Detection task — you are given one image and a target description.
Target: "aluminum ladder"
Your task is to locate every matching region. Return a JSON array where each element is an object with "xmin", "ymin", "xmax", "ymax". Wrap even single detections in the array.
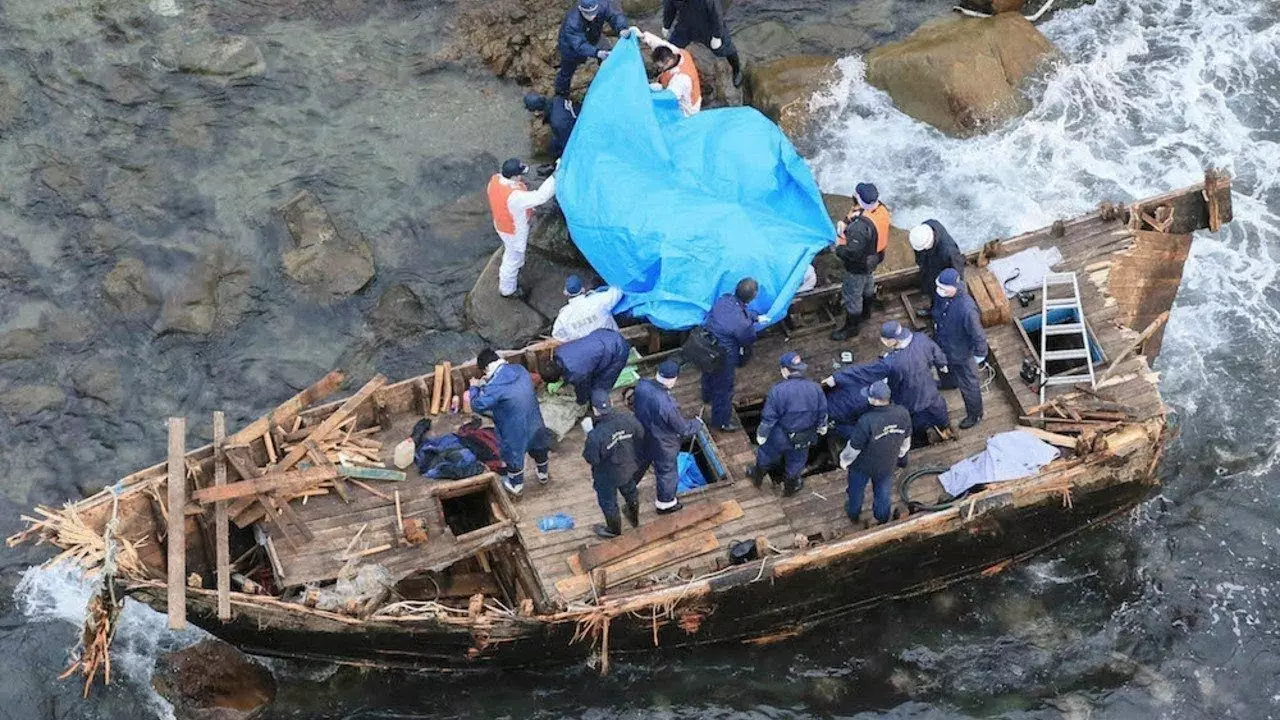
[{"xmin": 1038, "ymin": 271, "xmax": 1096, "ymax": 403}]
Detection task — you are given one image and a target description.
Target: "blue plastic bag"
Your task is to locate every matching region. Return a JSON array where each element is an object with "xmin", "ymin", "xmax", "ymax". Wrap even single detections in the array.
[
  {"xmin": 676, "ymin": 452, "xmax": 708, "ymax": 495},
  {"xmin": 537, "ymin": 513, "xmax": 576, "ymax": 532},
  {"xmin": 557, "ymin": 37, "xmax": 835, "ymax": 331}
]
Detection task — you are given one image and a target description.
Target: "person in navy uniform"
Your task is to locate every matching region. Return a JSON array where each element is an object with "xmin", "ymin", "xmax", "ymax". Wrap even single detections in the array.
[
  {"xmin": 839, "ymin": 379, "xmax": 911, "ymax": 525},
  {"xmin": 633, "ymin": 360, "xmax": 702, "ymax": 514},
  {"xmin": 544, "ymin": 327, "xmax": 631, "ymax": 409},
  {"xmin": 700, "ymin": 277, "xmax": 767, "ymax": 432},
  {"xmin": 523, "ymin": 93, "xmax": 582, "ymax": 160},
  {"xmin": 468, "ymin": 348, "xmax": 552, "ymax": 496},
  {"xmin": 582, "ymin": 398, "xmax": 646, "ymax": 538},
  {"xmin": 556, "ymin": 0, "xmax": 631, "ymax": 96},
  {"xmin": 908, "ymin": 220, "xmax": 966, "ymax": 318},
  {"xmin": 841, "ymin": 321, "xmax": 950, "ymax": 446},
  {"xmin": 932, "ymin": 268, "xmax": 988, "ymax": 429},
  {"xmin": 745, "ymin": 352, "xmax": 828, "ymax": 498}
]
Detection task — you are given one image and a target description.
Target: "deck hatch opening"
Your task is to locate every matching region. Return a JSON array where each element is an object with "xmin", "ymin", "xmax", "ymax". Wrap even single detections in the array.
[
  {"xmin": 440, "ymin": 488, "xmax": 497, "ymax": 537},
  {"xmin": 1021, "ymin": 308, "xmax": 1107, "ymax": 377},
  {"xmin": 680, "ymin": 425, "xmax": 729, "ymax": 492},
  {"xmin": 734, "ymin": 400, "xmax": 840, "ymax": 479}
]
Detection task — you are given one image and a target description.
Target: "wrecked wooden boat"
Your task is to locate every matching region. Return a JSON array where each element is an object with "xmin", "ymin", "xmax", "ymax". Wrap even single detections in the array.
[{"xmin": 10, "ymin": 172, "xmax": 1232, "ymax": 672}]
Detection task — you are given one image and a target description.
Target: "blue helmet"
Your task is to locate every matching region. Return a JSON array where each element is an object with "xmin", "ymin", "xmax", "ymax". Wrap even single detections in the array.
[{"xmin": 500, "ymin": 158, "xmax": 527, "ymax": 178}]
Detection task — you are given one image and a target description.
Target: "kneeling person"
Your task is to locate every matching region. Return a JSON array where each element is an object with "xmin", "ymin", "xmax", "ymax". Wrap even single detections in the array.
[
  {"xmin": 746, "ymin": 352, "xmax": 828, "ymax": 497},
  {"xmin": 546, "ymin": 327, "xmax": 631, "ymax": 409},
  {"xmin": 839, "ymin": 380, "xmax": 911, "ymax": 525},
  {"xmin": 582, "ymin": 399, "xmax": 646, "ymax": 538}
]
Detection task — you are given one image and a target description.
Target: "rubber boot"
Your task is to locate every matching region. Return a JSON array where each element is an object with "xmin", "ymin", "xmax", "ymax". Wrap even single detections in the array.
[
  {"xmin": 593, "ymin": 512, "xmax": 622, "ymax": 539},
  {"xmin": 830, "ymin": 312, "xmax": 860, "ymax": 341},
  {"xmin": 781, "ymin": 475, "xmax": 805, "ymax": 498},
  {"xmin": 861, "ymin": 301, "xmax": 874, "ymax": 322},
  {"xmin": 959, "ymin": 414, "xmax": 982, "ymax": 430},
  {"xmin": 623, "ymin": 499, "xmax": 640, "ymax": 528},
  {"xmin": 745, "ymin": 463, "xmax": 766, "ymax": 488}
]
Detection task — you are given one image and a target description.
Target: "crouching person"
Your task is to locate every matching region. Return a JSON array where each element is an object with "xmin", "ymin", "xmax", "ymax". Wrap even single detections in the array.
[
  {"xmin": 582, "ymin": 399, "xmax": 646, "ymax": 538},
  {"xmin": 839, "ymin": 379, "xmax": 911, "ymax": 525},
  {"xmin": 468, "ymin": 348, "xmax": 552, "ymax": 496}
]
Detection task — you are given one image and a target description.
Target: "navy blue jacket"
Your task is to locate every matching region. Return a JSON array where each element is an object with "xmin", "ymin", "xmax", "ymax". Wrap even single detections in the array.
[
  {"xmin": 468, "ymin": 362, "xmax": 547, "ymax": 467},
  {"xmin": 583, "ymin": 408, "xmax": 645, "ymax": 488},
  {"xmin": 554, "ymin": 328, "xmax": 630, "ymax": 386},
  {"xmin": 843, "ymin": 333, "xmax": 948, "ymax": 415},
  {"xmin": 558, "ymin": 2, "xmax": 630, "ymax": 62},
  {"xmin": 846, "ymin": 404, "xmax": 912, "ymax": 477},
  {"xmin": 915, "ymin": 219, "xmax": 966, "ymax": 298},
  {"xmin": 662, "ymin": 0, "xmax": 727, "ymax": 42},
  {"xmin": 933, "ymin": 287, "xmax": 989, "ymax": 361},
  {"xmin": 704, "ymin": 293, "xmax": 758, "ymax": 367},
  {"xmin": 545, "ymin": 96, "xmax": 581, "ymax": 159},
  {"xmin": 633, "ymin": 377, "xmax": 700, "ymax": 460},
  {"xmin": 758, "ymin": 375, "xmax": 828, "ymax": 444},
  {"xmin": 826, "ymin": 369, "xmax": 872, "ymax": 436}
]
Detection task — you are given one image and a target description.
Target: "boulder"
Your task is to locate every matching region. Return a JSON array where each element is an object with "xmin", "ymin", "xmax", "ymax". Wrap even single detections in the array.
[
  {"xmin": 464, "ymin": 249, "xmax": 552, "ymax": 348},
  {"xmin": 732, "ymin": 21, "xmax": 800, "ymax": 62},
  {"xmin": 620, "ymin": 0, "xmax": 662, "ymax": 17},
  {"xmin": 103, "ymin": 257, "xmax": 160, "ymax": 315},
  {"xmin": 156, "ymin": 246, "xmax": 252, "ymax": 336},
  {"xmin": 743, "ymin": 55, "xmax": 837, "ymax": 141},
  {"xmin": 368, "ymin": 283, "xmax": 439, "ymax": 344},
  {"xmin": 70, "ymin": 360, "xmax": 124, "ymax": 407},
  {"xmin": 0, "ymin": 329, "xmax": 44, "ymax": 362},
  {"xmin": 280, "ymin": 190, "xmax": 376, "ymax": 302},
  {"xmin": 0, "ymin": 385, "xmax": 64, "ymax": 417},
  {"xmin": 958, "ymin": 0, "xmax": 1026, "ymax": 14},
  {"xmin": 175, "ymin": 35, "xmax": 266, "ymax": 77},
  {"xmin": 527, "ymin": 207, "xmax": 587, "ymax": 267},
  {"xmin": 152, "ymin": 638, "xmax": 276, "ymax": 720},
  {"xmin": 865, "ymin": 15, "xmax": 1060, "ymax": 137}
]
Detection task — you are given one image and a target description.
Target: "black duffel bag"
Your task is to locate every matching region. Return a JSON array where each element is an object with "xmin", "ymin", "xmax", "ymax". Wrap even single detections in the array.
[{"xmin": 681, "ymin": 326, "xmax": 726, "ymax": 374}]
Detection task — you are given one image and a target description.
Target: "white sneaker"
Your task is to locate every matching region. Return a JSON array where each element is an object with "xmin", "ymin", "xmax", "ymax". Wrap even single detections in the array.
[
  {"xmin": 502, "ymin": 477, "xmax": 524, "ymax": 496},
  {"xmin": 536, "ymin": 471, "xmax": 550, "ymax": 485}
]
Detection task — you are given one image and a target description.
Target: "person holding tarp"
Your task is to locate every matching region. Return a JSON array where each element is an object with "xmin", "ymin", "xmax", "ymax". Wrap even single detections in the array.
[
  {"xmin": 635, "ymin": 28, "xmax": 702, "ymax": 117},
  {"xmin": 693, "ymin": 278, "xmax": 767, "ymax": 432},
  {"xmin": 839, "ymin": 379, "xmax": 911, "ymax": 525},
  {"xmin": 543, "ymin": 327, "xmax": 631, "ymax": 410},
  {"xmin": 468, "ymin": 348, "xmax": 552, "ymax": 496},
  {"xmin": 661, "ymin": 0, "xmax": 743, "ymax": 87},
  {"xmin": 556, "ymin": 0, "xmax": 631, "ymax": 96},
  {"xmin": 745, "ymin": 352, "xmax": 828, "ymax": 497},
  {"xmin": 632, "ymin": 360, "xmax": 703, "ymax": 515},
  {"xmin": 486, "ymin": 158, "xmax": 558, "ymax": 299},
  {"xmin": 582, "ymin": 398, "xmax": 646, "ymax": 538}
]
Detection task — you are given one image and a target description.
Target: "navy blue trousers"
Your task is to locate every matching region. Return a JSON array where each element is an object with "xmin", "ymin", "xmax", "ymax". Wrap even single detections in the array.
[
  {"xmin": 699, "ymin": 361, "xmax": 736, "ymax": 427},
  {"xmin": 939, "ymin": 355, "xmax": 983, "ymax": 419},
  {"xmin": 635, "ymin": 445, "xmax": 680, "ymax": 504},
  {"xmin": 756, "ymin": 435, "xmax": 807, "ymax": 481},
  {"xmin": 594, "ymin": 473, "xmax": 639, "ymax": 517},
  {"xmin": 846, "ymin": 469, "xmax": 893, "ymax": 523}
]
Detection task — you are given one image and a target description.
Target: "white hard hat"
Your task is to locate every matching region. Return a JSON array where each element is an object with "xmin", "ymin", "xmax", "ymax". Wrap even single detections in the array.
[{"xmin": 909, "ymin": 224, "xmax": 936, "ymax": 252}]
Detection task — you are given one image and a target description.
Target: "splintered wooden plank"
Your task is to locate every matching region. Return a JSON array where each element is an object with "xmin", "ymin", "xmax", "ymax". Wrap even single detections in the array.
[
  {"xmin": 1019, "ymin": 426, "xmax": 1078, "ymax": 448},
  {"xmin": 166, "ymin": 417, "xmax": 187, "ymax": 630},
  {"xmin": 192, "ymin": 466, "xmax": 339, "ymax": 504},
  {"xmin": 565, "ymin": 500, "xmax": 745, "ymax": 575},
  {"xmin": 212, "ymin": 411, "xmax": 231, "ymax": 622},
  {"xmin": 555, "ymin": 532, "xmax": 720, "ymax": 601},
  {"xmin": 227, "ymin": 371, "xmax": 345, "ymax": 447},
  {"xmin": 273, "ymin": 375, "xmax": 388, "ymax": 474},
  {"xmin": 577, "ymin": 501, "xmax": 723, "ymax": 572}
]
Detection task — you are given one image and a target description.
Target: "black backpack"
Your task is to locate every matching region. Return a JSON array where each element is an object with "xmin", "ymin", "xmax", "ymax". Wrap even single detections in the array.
[{"xmin": 681, "ymin": 326, "xmax": 726, "ymax": 374}]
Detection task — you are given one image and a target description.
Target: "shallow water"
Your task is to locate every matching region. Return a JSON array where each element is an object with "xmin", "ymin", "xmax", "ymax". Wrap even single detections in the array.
[{"xmin": 5, "ymin": 0, "xmax": 1280, "ymax": 717}]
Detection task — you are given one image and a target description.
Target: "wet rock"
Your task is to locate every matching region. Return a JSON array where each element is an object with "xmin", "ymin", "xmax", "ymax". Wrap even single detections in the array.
[
  {"xmin": 527, "ymin": 207, "xmax": 588, "ymax": 267},
  {"xmin": 733, "ymin": 21, "xmax": 799, "ymax": 62},
  {"xmin": 152, "ymin": 638, "xmax": 276, "ymax": 720},
  {"xmin": 0, "ymin": 385, "xmax": 65, "ymax": 417},
  {"xmin": 156, "ymin": 246, "xmax": 252, "ymax": 336},
  {"xmin": 687, "ymin": 43, "xmax": 743, "ymax": 109},
  {"xmin": 959, "ymin": 0, "xmax": 1026, "ymax": 14},
  {"xmin": 173, "ymin": 35, "xmax": 267, "ymax": 78},
  {"xmin": 0, "ymin": 234, "xmax": 34, "ymax": 289},
  {"xmin": 743, "ymin": 55, "xmax": 837, "ymax": 140},
  {"xmin": 417, "ymin": 152, "xmax": 500, "ymax": 205},
  {"xmin": 369, "ymin": 283, "xmax": 439, "ymax": 343},
  {"xmin": 806, "ymin": 676, "xmax": 849, "ymax": 708},
  {"xmin": 865, "ymin": 15, "xmax": 1060, "ymax": 137},
  {"xmin": 621, "ymin": 0, "xmax": 662, "ymax": 17},
  {"xmin": 103, "ymin": 257, "xmax": 160, "ymax": 315},
  {"xmin": 464, "ymin": 249, "xmax": 548, "ymax": 348},
  {"xmin": 452, "ymin": 0, "xmax": 583, "ymax": 96},
  {"xmin": 70, "ymin": 360, "xmax": 124, "ymax": 407},
  {"xmin": 0, "ymin": 74, "xmax": 23, "ymax": 129},
  {"xmin": 280, "ymin": 190, "xmax": 376, "ymax": 303},
  {"xmin": 0, "ymin": 329, "xmax": 44, "ymax": 362}
]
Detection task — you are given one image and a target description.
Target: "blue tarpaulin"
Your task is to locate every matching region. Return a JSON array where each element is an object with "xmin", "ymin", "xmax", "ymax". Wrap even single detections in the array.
[{"xmin": 557, "ymin": 37, "xmax": 835, "ymax": 330}]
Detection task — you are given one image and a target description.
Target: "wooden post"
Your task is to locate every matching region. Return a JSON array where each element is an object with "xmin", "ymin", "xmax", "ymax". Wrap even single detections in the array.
[
  {"xmin": 431, "ymin": 365, "xmax": 445, "ymax": 415},
  {"xmin": 213, "ymin": 412, "xmax": 231, "ymax": 622},
  {"xmin": 166, "ymin": 417, "xmax": 187, "ymax": 630}
]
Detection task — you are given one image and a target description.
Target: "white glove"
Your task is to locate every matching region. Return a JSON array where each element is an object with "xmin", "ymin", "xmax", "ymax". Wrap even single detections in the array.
[
  {"xmin": 649, "ymin": 82, "xmax": 663, "ymax": 91},
  {"xmin": 757, "ymin": 313, "xmax": 771, "ymax": 324},
  {"xmin": 835, "ymin": 220, "xmax": 846, "ymax": 236},
  {"xmin": 822, "ymin": 376, "xmax": 836, "ymax": 388},
  {"xmin": 939, "ymin": 366, "xmax": 949, "ymax": 374},
  {"xmin": 620, "ymin": 27, "xmax": 633, "ymax": 38},
  {"xmin": 597, "ymin": 49, "xmax": 610, "ymax": 60},
  {"xmin": 710, "ymin": 36, "xmax": 723, "ymax": 50},
  {"xmin": 580, "ymin": 417, "xmax": 594, "ymax": 434},
  {"xmin": 755, "ymin": 435, "xmax": 767, "ymax": 446},
  {"xmin": 839, "ymin": 443, "xmax": 860, "ymax": 470},
  {"xmin": 662, "ymin": 26, "xmax": 671, "ymax": 38},
  {"xmin": 974, "ymin": 356, "xmax": 986, "ymax": 365},
  {"xmin": 817, "ymin": 424, "xmax": 828, "ymax": 436}
]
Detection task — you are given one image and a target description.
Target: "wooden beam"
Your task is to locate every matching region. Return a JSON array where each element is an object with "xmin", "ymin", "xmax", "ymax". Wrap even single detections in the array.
[
  {"xmin": 227, "ymin": 370, "xmax": 345, "ymax": 447},
  {"xmin": 192, "ymin": 466, "xmax": 339, "ymax": 504},
  {"xmin": 1018, "ymin": 426, "xmax": 1078, "ymax": 448},
  {"xmin": 431, "ymin": 365, "xmax": 445, "ymax": 416},
  {"xmin": 213, "ymin": 412, "xmax": 231, "ymax": 622},
  {"xmin": 578, "ymin": 501, "xmax": 723, "ymax": 571},
  {"xmin": 166, "ymin": 417, "xmax": 187, "ymax": 630},
  {"xmin": 272, "ymin": 374, "xmax": 387, "ymax": 474},
  {"xmin": 556, "ymin": 532, "xmax": 720, "ymax": 601},
  {"xmin": 1098, "ymin": 312, "xmax": 1169, "ymax": 382}
]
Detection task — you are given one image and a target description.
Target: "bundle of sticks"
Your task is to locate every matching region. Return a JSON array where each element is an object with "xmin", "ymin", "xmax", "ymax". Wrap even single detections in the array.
[
  {"xmin": 278, "ymin": 417, "xmax": 386, "ymax": 469},
  {"xmin": 1022, "ymin": 387, "xmax": 1140, "ymax": 436},
  {"xmin": 58, "ymin": 572, "xmax": 122, "ymax": 697},
  {"xmin": 7, "ymin": 505, "xmax": 148, "ymax": 578}
]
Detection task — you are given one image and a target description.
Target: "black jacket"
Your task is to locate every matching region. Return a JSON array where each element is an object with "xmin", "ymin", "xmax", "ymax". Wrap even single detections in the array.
[
  {"xmin": 582, "ymin": 409, "xmax": 646, "ymax": 488},
  {"xmin": 915, "ymin": 219, "xmax": 966, "ymax": 298},
  {"xmin": 835, "ymin": 215, "xmax": 876, "ymax": 275},
  {"xmin": 662, "ymin": 0, "xmax": 727, "ymax": 41}
]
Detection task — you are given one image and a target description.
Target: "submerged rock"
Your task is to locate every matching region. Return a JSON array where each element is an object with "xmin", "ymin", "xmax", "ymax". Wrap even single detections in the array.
[
  {"xmin": 0, "ymin": 329, "xmax": 44, "ymax": 362},
  {"xmin": 156, "ymin": 246, "xmax": 252, "ymax": 336},
  {"xmin": 174, "ymin": 35, "xmax": 267, "ymax": 77},
  {"xmin": 743, "ymin": 55, "xmax": 837, "ymax": 140},
  {"xmin": 103, "ymin": 257, "xmax": 160, "ymax": 315},
  {"xmin": 0, "ymin": 384, "xmax": 65, "ymax": 417},
  {"xmin": 70, "ymin": 360, "xmax": 125, "ymax": 407},
  {"xmin": 865, "ymin": 15, "xmax": 1060, "ymax": 136},
  {"xmin": 152, "ymin": 638, "xmax": 276, "ymax": 720},
  {"xmin": 369, "ymin": 283, "xmax": 439, "ymax": 344},
  {"xmin": 280, "ymin": 190, "xmax": 376, "ymax": 303}
]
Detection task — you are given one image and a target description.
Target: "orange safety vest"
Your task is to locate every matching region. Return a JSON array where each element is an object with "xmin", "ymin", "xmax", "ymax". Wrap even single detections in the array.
[
  {"xmin": 486, "ymin": 174, "xmax": 529, "ymax": 235},
  {"xmin": 658, "ymin": 49, "xmax": 702, "ymax": 111},
  {"xmin": 866, "ymin": 203, "xmax": 891, "ymax": 254}
]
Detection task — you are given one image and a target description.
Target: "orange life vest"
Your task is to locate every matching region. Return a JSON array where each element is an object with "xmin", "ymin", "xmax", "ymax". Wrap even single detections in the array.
[
  {"xmin": 866, "ymin": 203, "xmax": 891, "ymax": 253},
  {"xmin": 487, "ymin": 174, "xmax": 529, "ymax": 235},
  {"xmin": 658, "ymin": 49, "xmax": 702, "ymax": 112}
]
